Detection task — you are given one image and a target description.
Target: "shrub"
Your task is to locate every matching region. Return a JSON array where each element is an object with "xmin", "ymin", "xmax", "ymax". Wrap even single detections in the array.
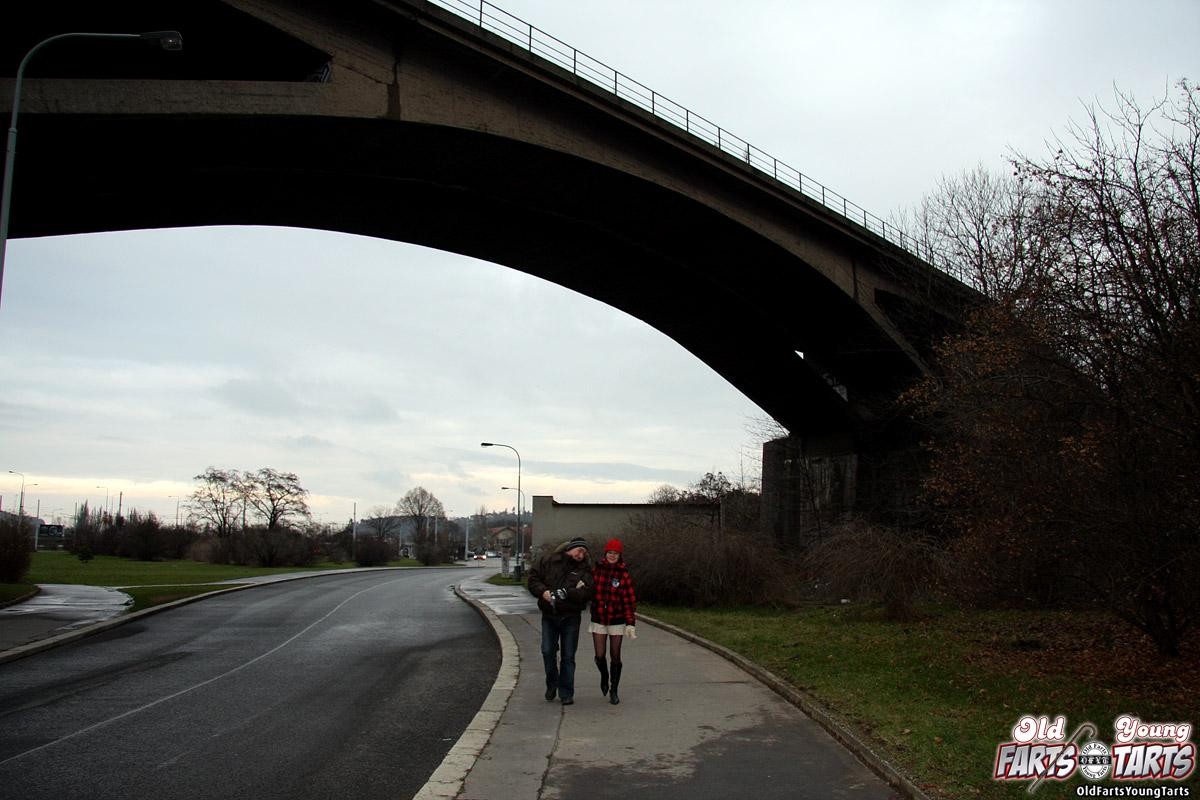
[
  {"xmin": 354, "ymin": 536, "xmax": 391, "ymax": 567},
  {"xmin": 802, "ymin": 520, "xmax": 950, "ymax": 620},
  {"xmin": 0, "ymin": 518, "xmax": 32, "ymax": 583},
  {"xmin": 242, "ymin": 526, "xmax": 314, "ymax": 568},
  {"xmin": 415, "ymin": 539, "xmax": 451, "ymax": 566},
  {"xmin": 618, "ymin": 511, "xmax": 795, "ymax": 607},
  {"xmin": 160, "ymin": 526, "xmax": 199, "ymax": 560},
  {"xmin": 118, "ymin": 510, "xmax": 164, "ymax": 561}
]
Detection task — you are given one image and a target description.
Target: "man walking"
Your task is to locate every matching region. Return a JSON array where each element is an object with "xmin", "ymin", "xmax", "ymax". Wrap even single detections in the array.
[{"xmin": 527, "ymin": 537, "xmax": 593, "ymax": 705}]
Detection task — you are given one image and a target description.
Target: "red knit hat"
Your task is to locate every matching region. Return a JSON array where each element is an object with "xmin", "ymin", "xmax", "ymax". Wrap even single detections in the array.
[{"xmin": 604, "ymin": 538, "xmax": 623, "ymax": 553}]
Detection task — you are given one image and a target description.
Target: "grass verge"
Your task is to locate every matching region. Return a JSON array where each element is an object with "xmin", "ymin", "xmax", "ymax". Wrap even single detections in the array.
[
  {"xmin": 120, "ymin": 584, "xmax": 237, "ymax": 612},
  {"xmin": 23, "ymin": 551, "xmax": 419, "ymax": 587},
  {"xmin": 486, "ymin": 573, "xmax": 526, "ymax": 587},
  {"xmin": 0, "ymin": 583, "xmax": 35, "ymax": 605},
  {"xmin": 1, "ymin": 552, "xmax": 437, "ymax": 612},
  {"xmin": 641, "ymin": 603, "xmax": 1198, "ymax": 800}
]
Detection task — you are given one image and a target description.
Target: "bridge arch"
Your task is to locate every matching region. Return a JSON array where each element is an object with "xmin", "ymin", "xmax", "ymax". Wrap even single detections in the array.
[
  {"xmin": 3, "ymin": 0, "xmax": 974, "ymax": 534},
  {"xmin": 2, "ymin": 0, "xmax": 970, "ymax": 437}
]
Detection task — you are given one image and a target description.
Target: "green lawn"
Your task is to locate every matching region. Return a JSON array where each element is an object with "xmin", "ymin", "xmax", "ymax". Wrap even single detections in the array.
[
  {"xmin": 119, "ymin": 584, "xmax": 243, "ymax": 612},
  {"xmin": 0, "ymin": 583, "xmax": 35, "ymax": 604},
  {"xmin": 22, "ymin": 551, "xmax": 419, "ymax": 587},
  {"xmin": 486, "ymin": 572, "xmax": 527, "ymax": 588},
  {"xmin": 642, "ymin": 603, "xmax": 1198, "ymax": 800}
]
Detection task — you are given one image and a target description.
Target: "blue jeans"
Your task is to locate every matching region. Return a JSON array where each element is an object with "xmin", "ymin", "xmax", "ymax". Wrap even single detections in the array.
[{"xmin": 541, "ymin": 614, "xmax": 581, "ymax": 699}]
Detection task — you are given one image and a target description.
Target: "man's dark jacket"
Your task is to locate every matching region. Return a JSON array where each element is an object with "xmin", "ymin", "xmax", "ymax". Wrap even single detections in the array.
[{"xmin": 527, "ymin": 541, "xmax": 593, "ymax": 618}]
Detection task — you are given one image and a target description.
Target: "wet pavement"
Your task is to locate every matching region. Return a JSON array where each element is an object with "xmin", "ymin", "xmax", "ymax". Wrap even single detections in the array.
[
  {"xmin": 0, "ymin": 562, "xmax": 503, "ymax": 658},
  {"xmin": 457, "ymin": 570, "xmax": 539, "ymax": 616},
  {"xmin": 0, "ymin": 584, "xmax": 132, "ymax": 650}
]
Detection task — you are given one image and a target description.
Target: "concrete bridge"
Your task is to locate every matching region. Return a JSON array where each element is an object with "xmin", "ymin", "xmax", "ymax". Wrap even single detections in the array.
[{"xmin": 1, "ymin": 0, "xmax": 973, "ymax": 538}]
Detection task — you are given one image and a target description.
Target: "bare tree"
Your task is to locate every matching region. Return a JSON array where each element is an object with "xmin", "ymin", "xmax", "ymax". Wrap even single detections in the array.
[
  {"xmin": 188, "ymin": 467, "xmax": 244, "ymax": 538},
  {"xmin": 397, "ymin": 487, "xmax": 444, "ymax": 533},
  {"xmin": 245, "ymin": 468, "xmax": 311, "ymax": 531},
  {"xmin": 903, "ymin": 164, "xmax": 1058, "ymax": 298},
  {"xmin": 647, "ymin": 484, "xmax": 682, "ymax": 504},
  {"xmin": 398, "ymin": 487, "xmax": 445, "ymax": 565},
  {"xmin": 907, "ymin": 80, "xmax": 1200, "ymax": 655},
  {"xmin": 360, "ymin": 505, "xmax": 403, "ymax": 537}
]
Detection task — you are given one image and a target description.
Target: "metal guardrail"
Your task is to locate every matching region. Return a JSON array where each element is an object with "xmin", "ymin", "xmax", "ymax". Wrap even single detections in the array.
[{"xmin": 425, "ymin": 0, "xmax": 932, "ymax": 265}]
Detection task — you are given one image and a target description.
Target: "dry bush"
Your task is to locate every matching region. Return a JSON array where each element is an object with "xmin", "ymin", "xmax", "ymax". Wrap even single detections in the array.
[
  {"xmin": 614, "ymin": 511, "xmax": 796, "ymax": 607},
  {"xmin": 803, "ymin": 520, "xmax": 950, "ymax": 620},
  {"xmin": 0, "ymin": 518, "xmax": 32, "ymax": 583},
  {"xmin": 354, "ymin": 536, "xmax": 392, "ymax": 567}
]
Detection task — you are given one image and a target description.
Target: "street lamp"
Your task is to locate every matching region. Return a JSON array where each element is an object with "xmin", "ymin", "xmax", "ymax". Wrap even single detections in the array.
[
  {"xmin": 501, "ymin": 485, "xmax": 526, "ymax": 556},
  {"xmin": 27, "ymin": 483, "xmax": 40, "ymax": 549},
  {"xmin": 0, "ymin": 30, "xmax": 183, "ymax": 308},
  {"xmin": 166, "ymin": 495, "xmax": 180, "ymax": 527},
  {"xmin": 8, "ymin": 470, "xmax": 25, "ymax": 517},
  {"xmin": 8, "ymin": 470, "xmax": 28, "ymax": 549},
  {"xmin": 481, "ymin": 442, "xmax": 522, "ymax": 566},
  {"xmin": 7, "ymin": 470, "xmax": 25, "ymax": 525}
]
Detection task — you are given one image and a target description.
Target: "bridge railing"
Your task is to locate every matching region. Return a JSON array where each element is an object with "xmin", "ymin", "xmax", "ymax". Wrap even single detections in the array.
[{"xmin": 426, "ymin": 0, "xmax": 934, "ymax": 266}]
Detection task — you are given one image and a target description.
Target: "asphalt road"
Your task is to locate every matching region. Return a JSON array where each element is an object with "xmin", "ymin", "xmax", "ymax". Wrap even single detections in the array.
[{"xmin": 0, "ymin": 569, "xmax": 499, "ymax": 800}]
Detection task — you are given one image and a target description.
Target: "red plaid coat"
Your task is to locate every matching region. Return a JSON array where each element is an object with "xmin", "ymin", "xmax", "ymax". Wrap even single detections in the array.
[{"xmin": 590, "ymin": 559, "xmax": 637, "ymax": 626}]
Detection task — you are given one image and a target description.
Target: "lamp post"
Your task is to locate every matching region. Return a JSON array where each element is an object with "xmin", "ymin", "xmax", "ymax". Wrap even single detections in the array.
[
  {"xmin": 8, "ymin": 470, "xmax": 24, "ymax": 517},
  {"xmin": 167, "ymin": 495, "xmax": 180, "ymax": 528},
  {"xmin": 8, "ymin": 470, "xmax": 28, "ymax": 550},
  {"xmin": 27, "ymin": 484, "xmax": 40, "ymax": 549},
  {"xmin": 481, "ymin": 442, "xmax": 522, "ymax": 566},
  {"xmin": 501, "ymin": 485, "xmax": 526, "ymax": 556},
  {"xmin": 0, "ymin": 30, "xmax": 183, "ymax": 308}
]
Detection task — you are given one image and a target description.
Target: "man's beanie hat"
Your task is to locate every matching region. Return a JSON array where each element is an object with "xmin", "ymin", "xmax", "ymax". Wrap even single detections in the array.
[
  {"xmin": 604, "ymin": 538, "xmax": 624, "ymax": 553},
  {"xmin": 565, "ymin": 537, "xmax": 589, "ymax": 552}
]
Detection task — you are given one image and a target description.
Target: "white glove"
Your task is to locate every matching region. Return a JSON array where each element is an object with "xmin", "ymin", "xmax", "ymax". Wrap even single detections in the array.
[{"xmin": 624, "ymin": 625, "xmax": 637, "ymax": 639}]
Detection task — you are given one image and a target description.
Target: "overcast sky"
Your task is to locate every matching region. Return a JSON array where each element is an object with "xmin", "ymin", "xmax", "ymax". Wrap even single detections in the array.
[{"xmin": 1, "ymin": 0, "xmax": 1196, "ymax": 527}]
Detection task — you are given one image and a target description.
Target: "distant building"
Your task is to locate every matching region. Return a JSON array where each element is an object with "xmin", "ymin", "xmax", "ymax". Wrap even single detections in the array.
[{"xmin": 487, "ymin": 525, "xmax": 516, "ymax": 553}]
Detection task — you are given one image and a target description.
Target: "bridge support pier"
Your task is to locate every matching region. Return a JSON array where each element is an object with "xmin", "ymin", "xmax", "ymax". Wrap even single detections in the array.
[{"xmin": 761, "ymin": 429, "xmax": 925, "ymax": 549}]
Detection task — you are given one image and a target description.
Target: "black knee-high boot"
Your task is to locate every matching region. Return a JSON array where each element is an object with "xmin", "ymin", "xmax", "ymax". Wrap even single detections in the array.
[
  {"xmin": 595, "ymin": 656, "xmax": 609, "ymax": 695},
  {"xmin": 609, "ymin": 662, "xmax": 622, "ymax": 705}
]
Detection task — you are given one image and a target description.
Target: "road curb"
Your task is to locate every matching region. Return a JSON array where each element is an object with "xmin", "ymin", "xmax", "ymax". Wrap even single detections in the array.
[
  {"xmin": 639, "ymin": 613, "xmax": 933, "ymax": 800},
  {"xmin": 412, "ymin": 584, "xmax": 519, "ymax": 800}
]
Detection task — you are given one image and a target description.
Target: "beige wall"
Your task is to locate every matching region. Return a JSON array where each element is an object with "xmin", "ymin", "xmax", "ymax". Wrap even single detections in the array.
[{"xmin": 531, "ymin": 495, "xmax": 719, "ymax": 554}]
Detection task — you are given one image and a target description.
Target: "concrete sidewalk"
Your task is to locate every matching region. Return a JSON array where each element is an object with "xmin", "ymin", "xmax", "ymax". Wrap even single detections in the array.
[{"xmin": 445, "ymin": 571, "xmax": 909, "ymax": 800}]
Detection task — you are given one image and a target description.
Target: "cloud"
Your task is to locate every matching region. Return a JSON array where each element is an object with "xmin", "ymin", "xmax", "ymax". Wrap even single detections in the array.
[
  {"xmin": 527, "ymin": 460, "xmax": 696, "ymax": 485},
  {"xmin": 285, "ymin": 435, "xmax": 337, "ymax": 450},
  {"xmin": 212, "ymin": 378, "xmax": 303, "ymax": 417}
]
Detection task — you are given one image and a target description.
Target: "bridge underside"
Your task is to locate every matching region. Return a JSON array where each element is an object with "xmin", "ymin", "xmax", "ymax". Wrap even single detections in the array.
[
  {"xmin": 8, "ymin": 113, "xmax": 922, "ymax": 435},
  {"xmin": 2, "ymin": 0, "xmax": 970, "ymax": 461}
]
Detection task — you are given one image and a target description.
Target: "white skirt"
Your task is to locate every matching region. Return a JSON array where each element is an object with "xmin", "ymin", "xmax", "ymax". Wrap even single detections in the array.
[{"xmin": 588, "ymin": 622, "xmax": 625, "ymax": 636}]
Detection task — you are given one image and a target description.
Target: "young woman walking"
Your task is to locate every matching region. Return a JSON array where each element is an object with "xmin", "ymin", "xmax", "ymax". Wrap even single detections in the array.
[{"xmin": 589, "ymin": 538, "xmax": 637, "ymax": 704}]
